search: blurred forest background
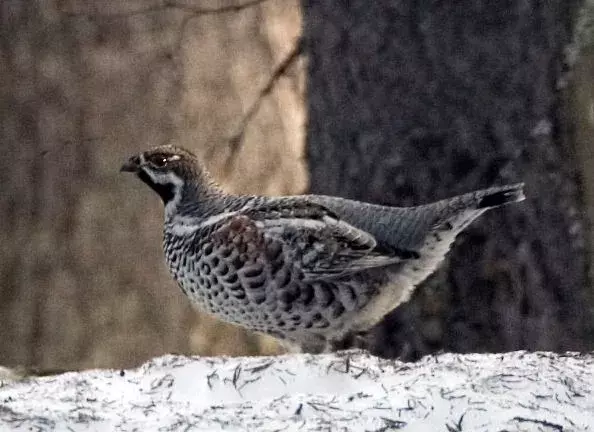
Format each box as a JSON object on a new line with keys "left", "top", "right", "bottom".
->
{"left": 1, "top": 0, "right": 594, "bottom": 371}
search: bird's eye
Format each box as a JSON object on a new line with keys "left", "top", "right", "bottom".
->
{"left": 152, "top": 157, "right": 168, "bottom": 168}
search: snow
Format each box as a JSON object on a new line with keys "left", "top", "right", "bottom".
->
{"left": 0, "top": 351, "right": 593, "bottom": 431}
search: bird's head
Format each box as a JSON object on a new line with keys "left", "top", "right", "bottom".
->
{"left": 121, "top": 145, "right": 216, "bottom": 215}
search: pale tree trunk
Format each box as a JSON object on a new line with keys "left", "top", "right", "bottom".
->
{"left": 0, "top": 0, "right": 305, "bottom": 370}
{"left": 303, "top": 0, "right": 594, "bottom": 359}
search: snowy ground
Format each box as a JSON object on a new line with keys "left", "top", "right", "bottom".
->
{"left": 0, "top": 351, "right": 592, "bottom": 431}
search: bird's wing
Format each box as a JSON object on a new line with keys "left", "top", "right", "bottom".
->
{"left": 208, "top": 200, "right": 414, "bottom": 282}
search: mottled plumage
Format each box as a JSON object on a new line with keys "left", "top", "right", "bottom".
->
{"left": 121, "top": 145, "right": 525, "bottom": 353}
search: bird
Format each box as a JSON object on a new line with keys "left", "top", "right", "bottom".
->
{"left": 121, "top": 145, "right": 525, "bottom": 354}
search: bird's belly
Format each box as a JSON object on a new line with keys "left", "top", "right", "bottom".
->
{"left": 173, "top": 264, "right": 271, "bottom": 331}
{"left": 169, "top": 254, "right": 369, "bottom": 336}
{"left": 163, "top": 236, "right": 385, "bottom": 345}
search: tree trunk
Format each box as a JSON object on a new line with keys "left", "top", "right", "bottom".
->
{"left": 303, "top": 0, "right": 592, "bottom": 359}
{"left": 0, "top": 0, "right": 304, "bottom": 370}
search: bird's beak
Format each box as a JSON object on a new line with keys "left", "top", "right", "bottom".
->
{"left": 120, "top": 155, "right": 142, "bottom": 173}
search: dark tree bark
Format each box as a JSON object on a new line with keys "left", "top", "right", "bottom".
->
{"left": 303, "top": 0, "right": 592, "bottom": 359}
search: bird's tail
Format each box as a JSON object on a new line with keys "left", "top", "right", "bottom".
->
{"left": 425, "top": 182, "right": 525, "bottom": 237}
{"left": 474, "top": 183, "right": 525, "bottom": 209}
{"left": 305, "top": 183, "right": 525, "bottom": 253}
{"left": 376, "top": 182, "right": 525, "bottom": 253}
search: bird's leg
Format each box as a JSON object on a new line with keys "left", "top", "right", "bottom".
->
{"left": 327, "top": 330, "right": 370, "bottom": 352}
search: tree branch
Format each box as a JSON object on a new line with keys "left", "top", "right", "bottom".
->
{"left": 223, "top": 37, "right": 304, "bottom": 173}
{"left": 62, "top": 0, "right": 272, "bottom": 19}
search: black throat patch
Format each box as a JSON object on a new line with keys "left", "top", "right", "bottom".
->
{"left": 137, "top": 170, "right": 175, "bottom": 204}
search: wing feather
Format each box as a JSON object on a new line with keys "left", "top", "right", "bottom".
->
{"left": 210, "top": 199, "right": 410, "bottom": 282}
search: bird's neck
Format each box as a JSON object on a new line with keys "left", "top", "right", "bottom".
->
{"left": 164, "top": 178, "right": 232, "bottom": 224}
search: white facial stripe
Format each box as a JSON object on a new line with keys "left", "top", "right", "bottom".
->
{"left": 139, "top": 152, "right": 158, "bottom": 183}
{"left": 156, "top": 171, "right": 183, "bottom": 186}
{"left": 139, "top": 158, "right": 185, "bottom": 216}
{"left": 141, "top": 163, "right": 183, "bottom": 185}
